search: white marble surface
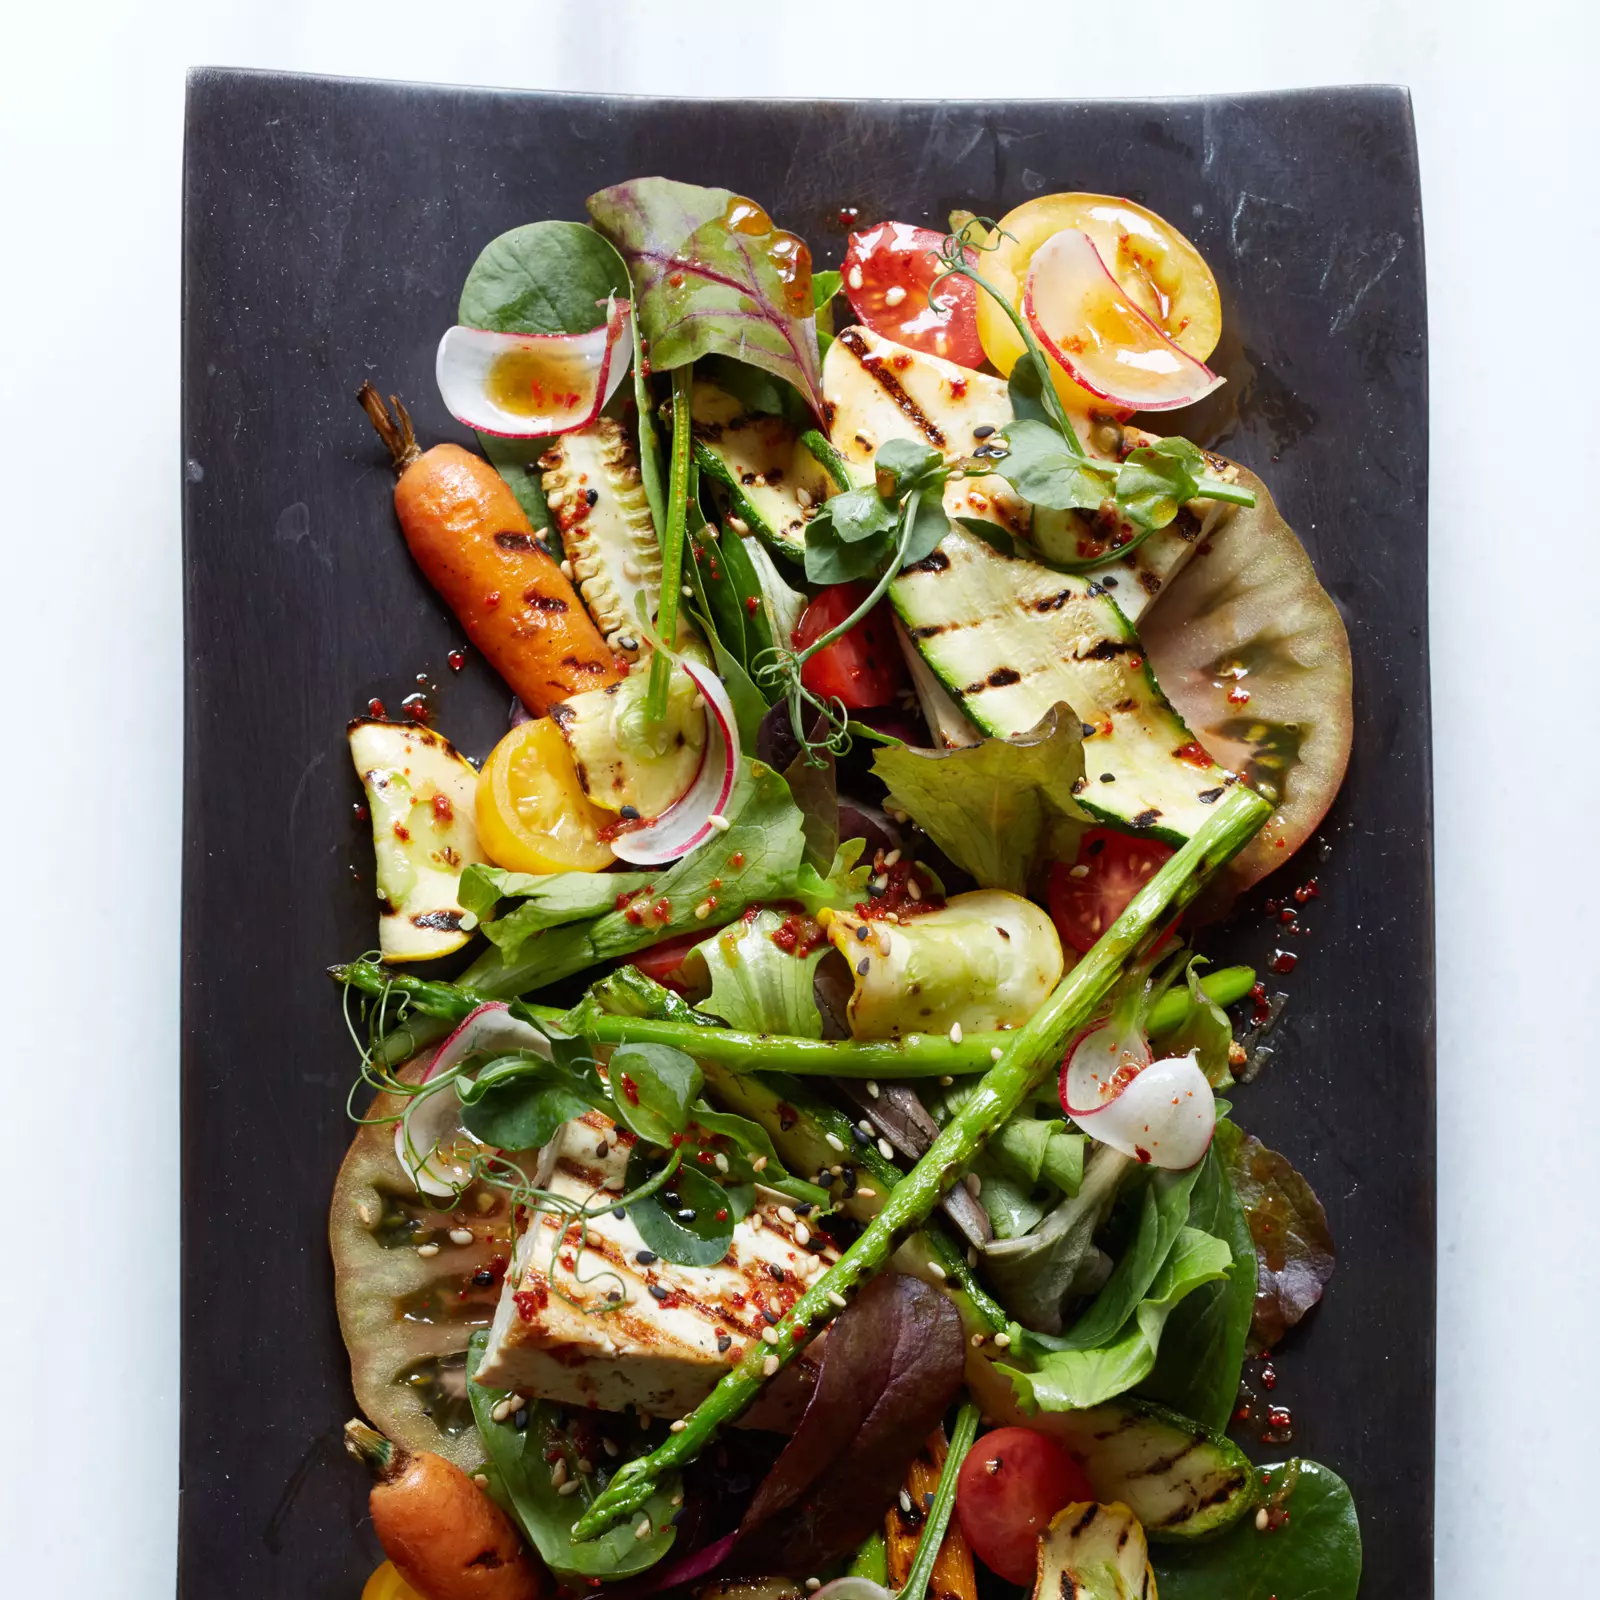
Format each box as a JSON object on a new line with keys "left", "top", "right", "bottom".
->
{"left": 2, "top": 1, "right": 1594, "bottom": 1592}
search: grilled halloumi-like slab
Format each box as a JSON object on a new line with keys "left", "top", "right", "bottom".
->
{"left": 476, "top": 1110, "right": 836, "bottom": 1427}
{"left": 821, "top": 324, "right": 1210, "bottom": 622}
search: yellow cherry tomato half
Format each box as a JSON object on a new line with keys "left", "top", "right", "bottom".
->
{"left": 974, "top": 193, "right": 1222, "bottom": 393}
{"left": 362, "top": 1562, "right": 426, "bottom": 1600}
{"left": 475, "top": 716, "right": 615, "bottom": 874}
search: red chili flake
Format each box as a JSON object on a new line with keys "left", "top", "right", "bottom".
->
{"left": 653, "top": 898, "right": 672, "bottom": 921}
{"left": 836, "top": 205, "right": 860, "bottom": 227}
{"left": 401, "top": 692, "right": 431, "bottom": 724}
{"left": 366, "top": 698, "right": 387, "bottom": 718}
{"left": 709, "top": 877, "right": 723, "bottom": 890}
{"left": 393, "top": 822, "right": 411, "bottom": 843}
{"left": 1268, "top": 950, "right": 1298, "bottom": 975}
{"left": 1227, "top": 685, "right": 1251, "bottom": 706}
{"left": 513, "top": 1282, "right": 548, "bottom": 1321}
{"left": 1261, "top": 1361, "right": 1278, "bottom": 1391}
{"left": 745, "top": 595, "right": 760, "bottom": 614}
{"left": 668, "top": 271, "right": 685, "bottom": 287}
{"left": 715, "top": 1208, "right": 729, "bottom": 1222}
{"left": 432, "top": 792, "right": 454, "bottom": 824}
{"left": 447, "top": 648, "right": 467, "bottom": 672}
{"left": 1294, "top": 878, "right": 1320, "bottom": 903}
{"left": 624, "top": 905, "right": 645, "bottom": 926}
{"left": 670, "top": 1132, "right": 685, "bottom": 1148}
{"left": 484, "top": 590, "right": 501, "bottom": 608}
{"left": 950, "top": 376, "right": 969, "bottom": 398}
{"left": 619, "top": 1074, "right": 641, "bottom": 1106}
{"left": 1172, "top": 740, "right": 1212, "bottom": 768}
{"left": 616, "top": 889, "right": 638, "bottom": 910}
{"left": 730, "top": 851, "right": 746, "bottom": 867}
{"left": 1134, "top": 1145, "right": 1152, "bottom": 1163}
{"left": 352, "top": 802, "right": 370, "bottom": 822}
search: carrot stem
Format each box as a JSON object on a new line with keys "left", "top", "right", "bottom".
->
{"left": 357, "top": 382, "right": 423, "bottom": 473}
{"left": 344, "top": 1418, "right": 401, "bottom": 1481}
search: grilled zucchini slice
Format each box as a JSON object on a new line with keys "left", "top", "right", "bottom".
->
{"left": 1035, "top": 1501, "right": 1154, "bottom": 1599}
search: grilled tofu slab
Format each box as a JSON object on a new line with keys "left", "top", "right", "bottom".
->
{"left": 477, "top": 1110, "right": 835, "bottom": 1427}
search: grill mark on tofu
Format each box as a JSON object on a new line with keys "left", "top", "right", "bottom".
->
{"left": 838, "top": 328, "right": 947, "bottom": 449}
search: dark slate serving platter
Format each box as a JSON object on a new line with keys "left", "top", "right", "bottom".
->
{"left": 181, "top": 70, "right": 1431, "bottom": 1598}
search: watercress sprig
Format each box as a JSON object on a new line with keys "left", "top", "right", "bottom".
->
{"left": 753, "top": 437, "right": 961, "bottom": 762}
{"left": 929, "top": 225, "right": 1255, "bottom": 566}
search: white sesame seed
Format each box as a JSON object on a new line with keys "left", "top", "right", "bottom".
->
{"left": 694, "top": 899, "right": 714, "bottom": 920}
{"left": 551, "top": 1457, "right": 569, "bottom": 1487}
{"left": 847, "top": 266, "right": 864, "bottom": 291}
{"left": 857, "top": 1119, "right": 874, "bottom": 1136}
{"left": 763, "top": 1354, "right": 780, "bottom": 1377}
{"left": 825, "top": 1132, "right": 846, "bottom": 1152}
{"left": 1069, "top": 863, "right": 1090, "bottom": 878}
{"left": 939, "top": 1074, "right": 954, "bottom": 1087}
{"left": 474, "top": 1472, "right": 490, "bottom": 1487}
{"left": 884, "top": 285, "right": 907, "bottom": 307}
{"left": 476, "top": 1191, "right": 496, "bottom": 1213}
{"left": 558, "top": 1479, "right": 581, "bottom": 1497}
{"left": 928, "top": 1261, "right": 947, "bottom": 1280}
{"left": 670, "top": 1419, "right": 687, "bottom": 1433}
{"left": 828, "top": 1290, "right": 848, "bottom": 1308}
{"left": 948, "top": 1022, "right": 963, "bottom": 1044}
{"left": 728, "top": 515, "right": 750, "bottom": 535}
{"left": 806, "top": 1580, "right": 822, "bottom": 1593}
{"left": 762, "top": 1325, "right": 780, "bottom": 1345}
{"left": 603, "top": 1436, "right": 620, "bottom": 1457}
{"left": 965, "top": 1173, "right": 982, "bottom": 1198}
{"left": 968, "top": 1247, "right": 978, "bottom": 1267}
{"left": 681, "top": 584, "right": 694, "bottom": 597}
{"left": 993, "top": 1331, "right": 1011, "bottom": 1349}
{"left": 795, "top": 1221, "right": 811, "bottom": 1246}
{"left": 576, "top": 1458, "right": 593, "bottom": 1475}
{"left": 877, "top": 1137, "right": 895, "bottom": 1160}
{"left": 751, "top": 1154, "right": 768, "bottom": 1172}
{"left": 990, "top": 1046, "right": 1004, "bottom": 1062}
{"left": 907, "top": 879, "right": 922, "bottom": 901}
{"left": 856, "top": 1186, "right": 877, "bottom": 1199}
{"left": 491, "top": 1396, "right": 519, "bottom": 1423}
{"left": 797, "top": 487, "right": 813, "bottom": 508}
{"left": 970, "top": 1332, "right": 986, "bottom": 1348}
{"left": 670, "top": 1490, "right": 684, "bottom": 1507}
{"left": 707, "top": 813, "right": 730, "bottom": 832}
{"left": 635, "top": 1517, "right": 653, "bottom": 1540}
{"left": 750, "top": 1211, "right": 763, "bottom": 1229}
{"left": 416, "top": 1243, "right": 441, "bottom": 1259}
{"left": 778, "top": 1205, "right": 797, "bottom": 1225}
{"left": 870, "top": 875, "right": 887, "bottom": 893}
{"left": 867, "top": 1080, "right": 881, "bottom": 1098}
{"left": 883, "top": 849, "right": 901, "bottom": 867}
{"left": 713, "top": 1151, "right": 729, "bottom": 1173}
{"left": 1255, "top": 1507, "right": 1270, "bottom": 1531}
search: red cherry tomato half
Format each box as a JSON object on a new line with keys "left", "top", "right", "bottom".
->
{"left": 956, "top": 1426, "right": 1096, "bottom": 1585}
{"left": 793, "top": 583, "right": 907, "bottom": 711}
{"left": 628, "top": 931, "right": 708, "bottom": 995}
{"left": 842, "top": 222, "right": 984, "bottom": 368}
{"left": 1047, "top": 827, "right": 1177, "bottom": 955}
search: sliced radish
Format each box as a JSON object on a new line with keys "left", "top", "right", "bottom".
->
{"left": 1063, "top": 1031, "right": 1215, "bottom": 1171}
{"left": 1061, "top": 1016, "right": 1153, "bottom": 1118}
{"left": 609, "top": 660, "right": 741, "bottom": 867}
{"left": 395, "top": 1002, "right": 552, "bottom": 1196}
{"left": 435, "top": 299, "right": 633, "bottom": 438}
{"left": 1023, "top": 231, "right": 1222, "bottom": 412}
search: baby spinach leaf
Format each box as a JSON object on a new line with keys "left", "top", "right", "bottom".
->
{"left": 607, "top": 1043, "right": 702, "bottom": 1145}
{"left": 459, "top": 1074, "right": 594, "bottom": 1150}
{"left": 1115, "top": 438, "right": 1207, "bottom": 530}
{"left": 626, "top": 1147, "right": 742, "bottom": 1267}
{"left": 466, "top": 1331, "right": 681, "bottom": 1578}
{"left": 1152, "top": 1460, "right": 1361, "bottom": 1600}
{"left": 696, "top": 909, "right": 827, "bottom": 1038}
{"left": 1007, "top": 349, "right": 1057, "bottom": 426}
{"left": 589, "top": 178, "right": 826, "bottom": 416}
{"left": 1220, "top": 1129, "right": 1336, "bottom": 1349}
{"left": 459, "top": 220, "right": 631, "bottom": 335}
{"left": 871, "top": 704, "right": 1085, "bottom": 894}
{"left": 459, "top": 866, "right": 654, "bottom": 961}
{"left": 1138, "top": 1133, "right": 1256, "bottom": 1431}
{"left": 458, "top": 221, "right": 634, "bottom": 530}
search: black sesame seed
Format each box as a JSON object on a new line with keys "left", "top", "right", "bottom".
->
{"left": 852, "top": 1126, "right": 873, "bottom": 1147}
{"left": 763, "top": 1308, "right": 780, "bottom": 1325}
{"left": 1100, "top": 772, "right": 1116, "bottom": 783}
{"left": 596, "top": 1140, "right": 610, "bottom": 1158}
{"left": 856, "top": 957, "right": 871, "bottom": 976}
{"left": 648, "top": 1284, "right": 671, "bottom": 1302}
{"left": 972, "top": 423, "right": 995, "bottom": 438}
{"left": 636, "top": 1250, "right": 658, "bottom": 1265}
{"left": 717, "top": 1334, "right": 732, "bottom": 1352}
{"left": 769, "top": 1264, "right": 787, "bottom": 1282}
{"left": 613, "top": 1207, "right": 626, "bottom": 1220}
{"left": 514, "top": 1408, "right": 529, "bottom": 1430}
{"left": 1199, "top": 786, "right": 1225, "bottom": 803}
{"left": 472, "top": 1268, "right": 495, "bottom": 1286}
{"left": 794, "top": 1203, "right": 814, "bottom": 1216}
{"left": 1081, "top": 722, "right": 1097, "bottom": 737}
{"left": 855, "top": 924, "right": 871, "bottom": 942}
{"left": 675, "top": 1208, "right": 698, "bottom": 1223}
{"left": 607, "top": 1289, "right": 622, "bottom": 1302}
{"left": 620, "top": 805, "right": 642, "bottom": 821}
{"left": 585, "top": 487, "right": 599, "bottom": 506}
{"left": 1101, "top": 574, "right": 1119, "bottom": 587}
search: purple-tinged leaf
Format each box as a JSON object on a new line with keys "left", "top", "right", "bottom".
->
{"left": 1219, "top": 1130, "right": 1336, "bottom": 1349}
{"left": 588, "top": 178, "right": 826, "bottom": 417}
{"left": 736, "top": 1272, "right": 965, "bottom": 1570}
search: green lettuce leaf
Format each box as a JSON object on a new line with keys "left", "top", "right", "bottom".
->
{"left": 588, "top": 178, "right": 826, "bottom": 415}
{"left": 871, "top": 705, "right": 1086, "bottom": 893}
{"left": 1000, "top": 1226, "right": 1233, "bottom": 1411}
{"left": 459, "top": 866, "right": 653, "bottom": 962}
{"left": 696, "top": 909, "right": 827, "bottom": 1038}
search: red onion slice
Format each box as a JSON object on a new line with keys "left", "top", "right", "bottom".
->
{"left": 609, "top": 660, "right": 741, "bottom": 867}
{"left": 1024, "top": 230, "right": 1222, "bottom": 412}
{"left": 435, "top": 299, "right": 633, "bottom": 438}
{"left": 395, "top": 1002, "right": 551, "bottom": 1196}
